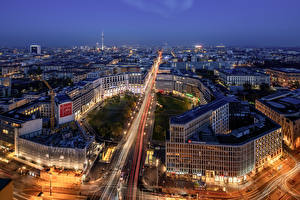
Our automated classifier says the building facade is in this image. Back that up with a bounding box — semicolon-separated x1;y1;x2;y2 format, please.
15;133;96;170
266;68;300;88
155;71;218;104
14;122;98;171
256;90;300;149
0;112;42;145
166;97;282;184
215;69;270;87
30;45;41;55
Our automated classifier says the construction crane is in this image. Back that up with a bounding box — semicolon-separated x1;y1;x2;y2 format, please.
171;50;176;58
41;79;55;131
35;76;55;131
108;58;120;65
128;49;134;57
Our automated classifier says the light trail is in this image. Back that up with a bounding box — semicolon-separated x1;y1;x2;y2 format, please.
127;99;147;199
229;152;300;200
127;51;161;200
128;93;152;199
99;51;162;200
127;52;161;199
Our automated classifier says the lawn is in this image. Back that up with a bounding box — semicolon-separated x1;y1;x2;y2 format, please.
152;93;192;141
87;92;138;140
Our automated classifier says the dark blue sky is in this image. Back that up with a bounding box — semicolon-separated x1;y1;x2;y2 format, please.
1;0;300;47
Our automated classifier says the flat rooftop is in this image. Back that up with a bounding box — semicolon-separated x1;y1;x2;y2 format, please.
216;117;279;145
56;94;71;104
269;68;300;74
187;112;280;146
0;96;51;123
20;122;93;149
258;90;300;120
170;97;229;125
218;68;268;76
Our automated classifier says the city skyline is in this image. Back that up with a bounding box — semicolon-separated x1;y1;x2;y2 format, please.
1;1;300;199
1;0;300;47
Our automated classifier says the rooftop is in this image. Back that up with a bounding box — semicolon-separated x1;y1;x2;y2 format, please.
259;90;300;120
56;94;72;104
187;111;280;146
170;97;229;124
216;116;279;145
217;68;268;76
0;99;47;123
20;122;93;149
269;68;300;74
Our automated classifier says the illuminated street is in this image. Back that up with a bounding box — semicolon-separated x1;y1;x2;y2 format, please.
1;1;300;199
0;49;299;200
98;52;161;200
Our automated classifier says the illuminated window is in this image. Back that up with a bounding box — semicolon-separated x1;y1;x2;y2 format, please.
12;123;20;127
2;129;8;134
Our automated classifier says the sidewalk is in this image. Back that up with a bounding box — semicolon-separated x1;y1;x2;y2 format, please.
13;156;44;171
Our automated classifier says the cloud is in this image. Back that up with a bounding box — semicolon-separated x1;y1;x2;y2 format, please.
122;0;194;17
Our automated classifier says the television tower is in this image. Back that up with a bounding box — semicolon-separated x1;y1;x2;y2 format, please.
101;31;104;51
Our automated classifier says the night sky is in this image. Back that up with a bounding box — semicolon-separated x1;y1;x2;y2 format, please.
1;0;300;47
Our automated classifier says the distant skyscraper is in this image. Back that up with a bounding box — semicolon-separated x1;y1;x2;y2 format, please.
101;31;104;51
30;45;41;54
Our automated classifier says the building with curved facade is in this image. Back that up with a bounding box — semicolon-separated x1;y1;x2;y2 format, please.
15;122;99;171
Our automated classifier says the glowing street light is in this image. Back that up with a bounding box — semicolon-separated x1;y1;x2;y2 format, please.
156;158;159;199
50;173;53;196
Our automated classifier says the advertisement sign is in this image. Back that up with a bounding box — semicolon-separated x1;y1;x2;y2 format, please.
59;102;72;118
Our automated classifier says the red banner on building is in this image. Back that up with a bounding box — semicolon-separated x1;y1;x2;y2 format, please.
59;102;72;118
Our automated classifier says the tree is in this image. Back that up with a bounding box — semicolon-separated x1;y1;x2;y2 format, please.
28;66;43;76
295;81;300;89
259;83;270;91
243;83;252;91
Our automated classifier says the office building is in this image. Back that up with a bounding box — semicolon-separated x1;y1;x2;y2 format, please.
266;68;300;88
0;106;43;145
30;45;41;54
15;122;98;171
166;97;282;184
215;68;270;87
0;98;29;113
256;90;300;149
156;69;224;104
0;78;11;97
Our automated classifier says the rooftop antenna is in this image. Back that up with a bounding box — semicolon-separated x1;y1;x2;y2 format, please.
101;31;104;51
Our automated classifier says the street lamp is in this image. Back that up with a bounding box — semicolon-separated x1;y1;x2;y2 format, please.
50;173;52;197
156;159;159;196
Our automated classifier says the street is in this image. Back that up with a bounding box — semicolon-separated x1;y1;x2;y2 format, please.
98;51;162;200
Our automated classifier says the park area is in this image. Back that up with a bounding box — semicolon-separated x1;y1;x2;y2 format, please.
87;92;138;140
152;93;193;141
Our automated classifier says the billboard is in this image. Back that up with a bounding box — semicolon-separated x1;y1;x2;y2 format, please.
59;102;73;118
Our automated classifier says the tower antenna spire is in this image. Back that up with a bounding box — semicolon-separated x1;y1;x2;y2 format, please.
101;31;104;51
